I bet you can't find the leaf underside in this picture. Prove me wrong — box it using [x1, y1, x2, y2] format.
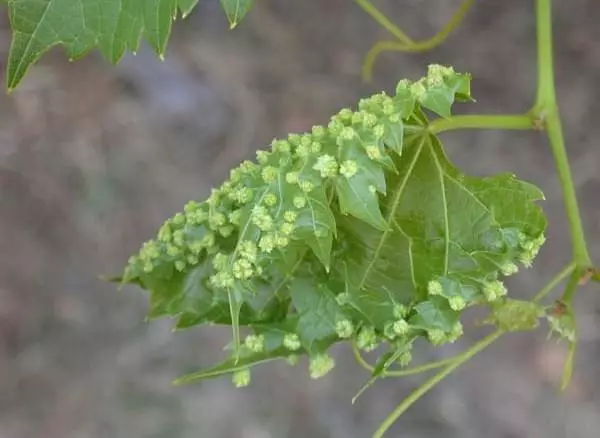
[117, 65, 548, 385]
[5, 0, 255, 90]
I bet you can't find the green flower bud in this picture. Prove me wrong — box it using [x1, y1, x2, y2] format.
[340, 160, 358, 179]
[365, 145, 381, 160]
[483, 280, 507, 302]
[500, 262, 519, 276]
[448, 296, 466, 311]
[427, 328, 446, 346]
[232, 368, 251, 388]
[312, 154, 338, 178]
[309, 353, 335, 379]
[244, 334, 265, 353]
[261, 166, 278, 183]
[283, 210, 298, 223]
[256, 150, 270, 165]
[283, 333, 301, 351]
[393, 304, 409, 319]
[356, 326, 378, 352]
[335, 319, 354, 338]
[293, 196, 307, 209]
[272, 139, 291, 154]
[263, 193, 278, 207]
[427, 280, 443, 296]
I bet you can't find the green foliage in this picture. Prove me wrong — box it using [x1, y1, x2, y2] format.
[3, 0, 595, 434]
[4, 0, 254, 90]
[118, 65, 547, 385]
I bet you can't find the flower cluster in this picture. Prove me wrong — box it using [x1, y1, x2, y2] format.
[121, 66, 547, 391]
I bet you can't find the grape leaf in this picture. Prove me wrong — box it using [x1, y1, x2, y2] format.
[219, 0, 254, 29]
[118, 65, 547, 385]
[337, 132, 546, 332]
[5, 0, 253, 90]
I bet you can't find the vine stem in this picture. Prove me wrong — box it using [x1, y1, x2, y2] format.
[372, 329, 503, 438]
[372, 262, 575, 437]
[354, 0, 413, 45]
[358, 0, 476, 81]
[428, 114, 534, 134]
[532, 0, 591, 269]
[352, 340, 456, 377]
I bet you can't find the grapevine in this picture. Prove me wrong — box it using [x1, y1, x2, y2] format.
[3, 0, 597, 436]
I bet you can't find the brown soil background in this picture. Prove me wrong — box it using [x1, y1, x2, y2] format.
[1, 1, 599, 437]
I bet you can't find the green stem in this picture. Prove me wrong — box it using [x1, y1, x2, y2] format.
[355, 0, 413, 45]
[373, 330, 503, 438]
[352, 340, 458, 377]
[533, 0, 556, 110]
[532, 261, 576, 302]
[428, 114, 534, 134]
[373, 263, 575, 437]
[545, 112, 592, 267]
[360, 0, 476, 81]
[533, 0, 591, 268]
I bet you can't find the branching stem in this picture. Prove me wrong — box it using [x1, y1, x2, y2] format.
[531, 0, 591, 269]
[428, 114, 534, 134]
[372, 329, 503, 438]
[373, 261, 578, 437]
[357, 0, 476, 81]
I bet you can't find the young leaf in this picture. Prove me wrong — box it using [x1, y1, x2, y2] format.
[6, 0, 203, 90]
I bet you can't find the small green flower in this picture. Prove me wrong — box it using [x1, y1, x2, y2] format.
[258, 234, 275, 253]
[340, 160, 358, 179]
[311, 125, 326, 139]
[309, 353, 335, 379]
[272, 139, 291, 154]
[500, 262, 519, 276]
[232, 258, 253, 280]
[393, 304, 409, 319]
[365, 145, 381, 160]
[448, 296, 466, 311]
[293, 196, 307, 209]
[427, 328, 446, 345]
[280, 222, 294, 236]
[313, 154, 338, 178]
[283, 210, 298, 223]
[263, 193, 278, 207]
[232, 368, 251, 388]
[261, 166, 278, 183]
[427, 280, 443, 296]
[335, 319, 354, 338]
[356, 326, 378, 352]
[256, 150, 270, 165]
[339, 127, 356, 141]
[410, 80, 427, 100]
[283, 333, 301, 351]
[286, 172, 299, 184]
[483, 280, 507, 302]
[299, 180, 315, 193]
[244, 334, 265, 353]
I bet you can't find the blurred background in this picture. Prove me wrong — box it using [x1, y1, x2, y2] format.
[1, 1, 599, 437]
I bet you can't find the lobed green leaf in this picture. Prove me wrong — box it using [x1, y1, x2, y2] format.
[5, 0, 252, 90]
[118, 65, 548, 385]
